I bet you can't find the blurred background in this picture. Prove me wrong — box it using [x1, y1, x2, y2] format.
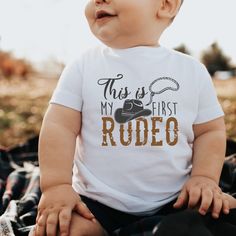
[0, 0, 236, 148]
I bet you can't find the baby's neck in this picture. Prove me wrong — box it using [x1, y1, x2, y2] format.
[111, 42, 160, 49]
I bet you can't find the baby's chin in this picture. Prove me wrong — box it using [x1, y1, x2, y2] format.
[93, 31, 121, 48]
[96, 37, 122, 48]
[95, 35, 142, 49]
[98, 40, 125, 49]
[93, 30, 156, 49]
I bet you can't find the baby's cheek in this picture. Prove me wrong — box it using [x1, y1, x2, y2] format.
[84, 1, 94, 20]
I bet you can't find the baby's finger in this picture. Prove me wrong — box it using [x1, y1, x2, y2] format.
[35, 212, 41, 227]
[58, 207, 72, 236]
[222, 197, 230, 215]
[76, 201, 95, 219]
[35, 213, 48, 236]
[188, 187, 201, 208]
[199, 189, 213, 215]
[46, 211, 59, 236]
[173, 188, 188, 208]
[211, 192, 223, 218]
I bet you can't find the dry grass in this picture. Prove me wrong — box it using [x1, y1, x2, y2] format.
[0, 76, 235, 148]
[213, 78, 236, 140]
[0, 76, 57, 148]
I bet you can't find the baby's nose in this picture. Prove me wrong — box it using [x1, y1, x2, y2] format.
[94, 0, 110, 5]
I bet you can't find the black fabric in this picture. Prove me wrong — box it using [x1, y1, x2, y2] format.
[220, 160, 236, 193]
[226, 139, 236, 156]
[0, 149, 14, 181]
[156, 208, 236, 236]
[81, 195, 180, 234]
[0, 137, 40, 235]
[81, 195, 142, 233]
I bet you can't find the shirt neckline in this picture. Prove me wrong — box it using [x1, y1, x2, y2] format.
[109, 45, 162, 52]
[105, 44, 167, 57]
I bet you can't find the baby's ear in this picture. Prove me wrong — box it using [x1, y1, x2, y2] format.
[157, 0, 182, 19]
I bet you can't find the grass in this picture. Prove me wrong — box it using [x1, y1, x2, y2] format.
[0, 76, 235, 148]
[213, 78, 236, 141]
[0, 76, 57, 148]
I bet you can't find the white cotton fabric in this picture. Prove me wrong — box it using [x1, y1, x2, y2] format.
[50, 45, 224, 215]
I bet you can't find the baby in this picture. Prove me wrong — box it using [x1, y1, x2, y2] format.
[32, 0, 235, 235]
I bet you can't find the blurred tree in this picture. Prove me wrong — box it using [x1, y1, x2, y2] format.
[174, 44, 191, 55]
[201, 42, 233, 76]
[0, 50, 33, 79]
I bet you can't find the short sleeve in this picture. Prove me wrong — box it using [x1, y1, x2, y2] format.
[50, 59, 83, 111]
[193, 64, 224, 124]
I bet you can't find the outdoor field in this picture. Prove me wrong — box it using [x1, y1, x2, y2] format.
[0, 75, 57, 148]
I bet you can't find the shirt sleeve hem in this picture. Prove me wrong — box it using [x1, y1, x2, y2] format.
[193, 105, 224, 124]
[49, 90, 82, 112]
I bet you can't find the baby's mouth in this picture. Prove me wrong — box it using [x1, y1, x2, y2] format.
[95, 10, 116, 20]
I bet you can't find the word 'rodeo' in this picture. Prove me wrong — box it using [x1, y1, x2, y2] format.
[102, 116, 178, 147]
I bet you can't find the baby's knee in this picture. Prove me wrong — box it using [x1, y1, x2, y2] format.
[28, 213, 106, 236]
[69, 212, 106, 236]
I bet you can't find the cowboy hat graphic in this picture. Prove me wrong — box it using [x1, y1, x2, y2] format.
[114, 99, 152, 124]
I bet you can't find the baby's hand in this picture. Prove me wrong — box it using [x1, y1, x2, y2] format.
[33, 184, 94, 236]
[223, 193, 236, 209]
[173, 176, 230, 218]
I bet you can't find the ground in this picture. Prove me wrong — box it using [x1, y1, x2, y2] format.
[0, 76, 236, 148]
[214, 78, 236, 140]
[0, 75, 57, 148]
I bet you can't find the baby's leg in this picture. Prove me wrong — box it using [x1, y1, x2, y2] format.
[68, 212, 108, 236]
[28, 213, 107, 236]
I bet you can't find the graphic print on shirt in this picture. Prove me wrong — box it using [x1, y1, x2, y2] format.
[97, 74, 180, 147]
[114, 99, 152, 124]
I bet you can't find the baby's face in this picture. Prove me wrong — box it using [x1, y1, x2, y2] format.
[85, 0, 161, 48]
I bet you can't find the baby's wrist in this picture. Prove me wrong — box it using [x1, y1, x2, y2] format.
[190, 174, 218, 184]
[41, 182, 72, 193]
[40, 172, 72, 192]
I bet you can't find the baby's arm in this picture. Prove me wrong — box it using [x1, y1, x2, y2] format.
[34, 104, 94, 236]
[174, 117, 228, 218]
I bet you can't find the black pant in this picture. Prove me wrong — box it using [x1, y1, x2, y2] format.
[80, 195, 180, 234]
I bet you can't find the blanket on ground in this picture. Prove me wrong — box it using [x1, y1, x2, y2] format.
[0, 136, 236, 236]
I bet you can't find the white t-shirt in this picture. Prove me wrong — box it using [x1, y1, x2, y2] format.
[50, 45, 224, 215]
